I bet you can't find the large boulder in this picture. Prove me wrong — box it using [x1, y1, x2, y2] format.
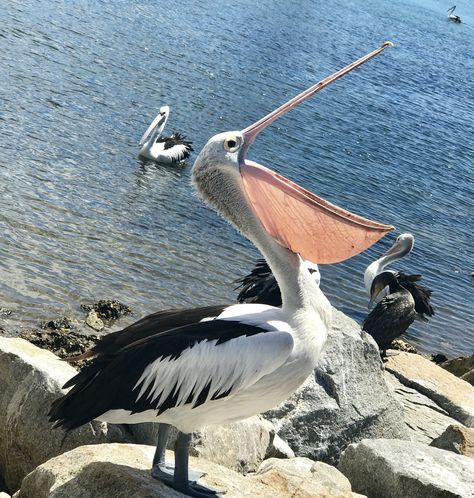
[384, 371, 464, 444]
[13, 443, 364, 498]
[338, 438, 474, 498]
[0, 337, 130, 493]
[264, 309, 406, 464]
[430, 425, 474, 458]
[385, 352, 474, 426]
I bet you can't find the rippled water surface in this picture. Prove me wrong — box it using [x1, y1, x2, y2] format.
[0, 0, 473, 356]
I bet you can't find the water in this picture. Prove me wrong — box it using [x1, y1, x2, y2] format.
[0, 0, 472, 357]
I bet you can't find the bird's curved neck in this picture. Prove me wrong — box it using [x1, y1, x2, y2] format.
[194, 162, 329, 321]
[364, 244, 408, 294]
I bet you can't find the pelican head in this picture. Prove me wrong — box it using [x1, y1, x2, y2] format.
[383, 233, 414, 259]
[139, 105, 171, 146]
[193, 43, 395, 265]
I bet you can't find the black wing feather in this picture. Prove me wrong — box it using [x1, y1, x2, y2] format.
[363, 291, 416, 350]
[76, 305, 228, 360]
[50, 319, 268, 431]
[234, 259, 282, 306]
[396, 271, 434, 318]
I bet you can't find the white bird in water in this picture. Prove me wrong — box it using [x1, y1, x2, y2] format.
[364, 233, 434, 321]
[447, 5, 461, 23]
[138, 105, 193, 164]
[50, 42, 393, 497]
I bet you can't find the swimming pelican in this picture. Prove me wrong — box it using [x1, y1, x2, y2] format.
[138, 105, 193, 164]
[50, 43, 393, 498]
[363, 272, 416, 356]
[235, 259, 320, 306]
[447, 5, 461, 23]
[364, 233, 434, 320]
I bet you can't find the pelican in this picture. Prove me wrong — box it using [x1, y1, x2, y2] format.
[49, 43, 393, 498]
[364, 233, 434, 320]
[447, 5, 461, 23]
[138, 105, 193, 164]
[235, 259, 320, 306]
[363, 272, 416, 356]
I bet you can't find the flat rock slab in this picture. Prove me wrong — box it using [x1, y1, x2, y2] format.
[384, 372, 463, 444]
[338, 438, 474, 498]
[385, 352, 474, 427]
[13, 444, 364, 498]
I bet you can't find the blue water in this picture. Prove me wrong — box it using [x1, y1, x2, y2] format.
[0, 0, 472, 356]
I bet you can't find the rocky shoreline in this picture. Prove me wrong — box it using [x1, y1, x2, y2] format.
[0, 304, 473, 497]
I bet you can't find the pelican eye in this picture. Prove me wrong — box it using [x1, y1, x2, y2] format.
[223, 136, 241, 153]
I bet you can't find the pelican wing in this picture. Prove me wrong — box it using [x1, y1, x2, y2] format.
[50, 318, 293, 430]
[363, 292, 416, 349]
[73, 304, 228, 361]
[396, 272, 434, 318]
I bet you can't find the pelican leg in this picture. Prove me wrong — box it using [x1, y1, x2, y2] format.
[151, 423, 173, 478]
[151, 425, 206, 482]
[173, 432, 221, 498]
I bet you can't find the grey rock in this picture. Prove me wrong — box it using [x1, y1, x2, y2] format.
[13, 444, 363, 498]
[431, 424, 474, 458]
[0, 337, 130, 493]
[264, 308, 407, 464]
[338, 438, 474, 498]
[85, 310, 104, 331]
[384, 371, 464, 444]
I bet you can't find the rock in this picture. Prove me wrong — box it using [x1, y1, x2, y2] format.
[0, 337, 130, 493]
[41, 317, 78, 331]
[85, 310, 104, 331]
[338, 438, 474, 498]
[13, 444, 363, 498]
[441, 354, 474, 377]
[384, 371, 464, 444]
[0, 493, 11, 498]
[431, 353, 449, 364]
[130, 416, 283, 474]
[385, 351, 474, 426]
[264, 308, 406, 465]
[461, 369, 474, 386]
[390, 339, 418, 354]
[81, 300, 132, 323]
[254, 457, 362, 497]
[431, 425, 474, 458]
[440, 355, 474, 387]
[19, 328, 98, 360]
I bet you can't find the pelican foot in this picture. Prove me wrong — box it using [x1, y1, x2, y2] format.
[151, 462, 206, 482]
[176, 480, 223, 498]
[152, 471, 222, 497]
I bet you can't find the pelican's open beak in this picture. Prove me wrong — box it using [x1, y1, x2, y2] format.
[239, 43, 394, 264]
